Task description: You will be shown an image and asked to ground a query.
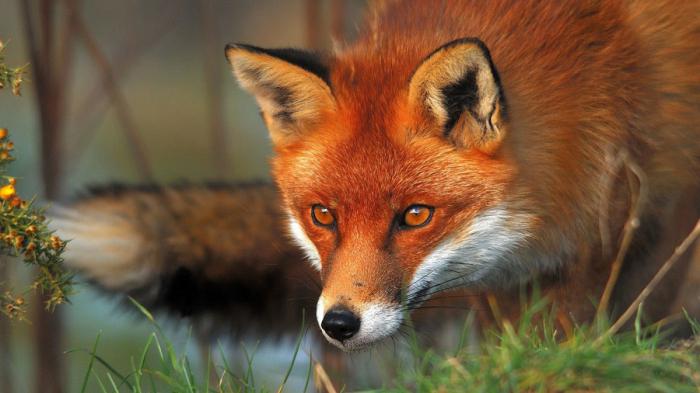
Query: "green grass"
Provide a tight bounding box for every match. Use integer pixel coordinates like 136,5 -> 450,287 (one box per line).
71,298 -> 700,393
389,301 -> 700,393
68,298 -> 313,393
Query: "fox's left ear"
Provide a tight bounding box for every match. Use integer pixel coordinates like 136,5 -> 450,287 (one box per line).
408,38 -> 507,152
226,44 -> 336,146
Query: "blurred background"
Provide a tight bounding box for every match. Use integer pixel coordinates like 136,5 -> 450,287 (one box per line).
0,1 -> 378,391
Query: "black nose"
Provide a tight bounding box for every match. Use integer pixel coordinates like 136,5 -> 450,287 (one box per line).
321,308 -> 361,341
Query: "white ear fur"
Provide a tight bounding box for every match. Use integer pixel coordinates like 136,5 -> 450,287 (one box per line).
408,38 -> 506,150
226,44 -> 336,145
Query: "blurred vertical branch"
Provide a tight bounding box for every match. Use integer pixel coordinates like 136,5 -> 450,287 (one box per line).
62,0 -> 154,181
305,0 -> 322,49
198,0 -> 230,178
19,0 -> 71,391
330,0 -> 345,45
66,12 -> 177,173
22,0 -> 65,197
307,0 -> 347,51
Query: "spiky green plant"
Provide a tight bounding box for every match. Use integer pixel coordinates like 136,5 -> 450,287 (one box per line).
0,38 -> 71,319
0,39 -> 27,96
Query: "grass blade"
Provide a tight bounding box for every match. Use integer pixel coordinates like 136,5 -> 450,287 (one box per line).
278,309 -> 307,393
79,331 -> 102,393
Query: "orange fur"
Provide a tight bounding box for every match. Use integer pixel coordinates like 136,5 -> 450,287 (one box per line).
229,0 -> 700,347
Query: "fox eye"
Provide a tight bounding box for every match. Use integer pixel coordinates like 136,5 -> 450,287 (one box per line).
311,204 -> 335,227
401,205 -> 434,228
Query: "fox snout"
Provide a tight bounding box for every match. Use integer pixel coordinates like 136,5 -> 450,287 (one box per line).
316,295 -> 403,351
316,251 -> 405,350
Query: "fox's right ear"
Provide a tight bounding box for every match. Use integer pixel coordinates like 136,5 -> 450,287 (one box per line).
225,44 -> 336,146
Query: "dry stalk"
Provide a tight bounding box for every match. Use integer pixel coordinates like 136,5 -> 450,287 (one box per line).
596,153 -> 648,319
556,311 -> 575,340
486,293 -> 505,330
598,149 -> 627,259
314,362 -> 338,393
601,219 -> 700,340
646,312 -> 684,334
446,356 -> 470,380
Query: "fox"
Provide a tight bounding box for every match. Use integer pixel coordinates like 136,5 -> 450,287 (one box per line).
223,0 -> 700,351
54,0 -> 700,353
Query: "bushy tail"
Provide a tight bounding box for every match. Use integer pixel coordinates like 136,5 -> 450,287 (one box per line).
50,183 -> 319,337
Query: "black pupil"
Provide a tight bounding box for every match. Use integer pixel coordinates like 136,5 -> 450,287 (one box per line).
318,207 -> 329,218
314,205 -> 332,225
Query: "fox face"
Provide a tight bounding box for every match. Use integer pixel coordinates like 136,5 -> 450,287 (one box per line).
226,39 -> 535,350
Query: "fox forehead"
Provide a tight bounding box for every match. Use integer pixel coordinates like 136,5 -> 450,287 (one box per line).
273,125 -> 513,210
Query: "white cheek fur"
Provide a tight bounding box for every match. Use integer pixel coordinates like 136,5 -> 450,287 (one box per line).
350,303 -> 403,350
408,205 -> 538,301
287,216 -> 322,271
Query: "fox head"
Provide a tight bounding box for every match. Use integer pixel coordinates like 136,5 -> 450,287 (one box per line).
226,38 -> 531,350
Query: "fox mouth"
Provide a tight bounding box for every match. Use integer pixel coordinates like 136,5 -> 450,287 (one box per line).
323,330 -> 396,352
317,299 -> 404,351
316,282 -> 437,351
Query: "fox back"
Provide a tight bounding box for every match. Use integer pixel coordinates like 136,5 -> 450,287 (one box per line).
227,0 -> 700,350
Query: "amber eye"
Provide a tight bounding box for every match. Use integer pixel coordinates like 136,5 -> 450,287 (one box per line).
401,205 -> 434,228
311,204 -> 335,227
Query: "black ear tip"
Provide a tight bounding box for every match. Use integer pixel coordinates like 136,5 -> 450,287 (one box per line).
438,37 -> 490,55
224,43 -> 262,59
225,42 -> 248,50
224,43 -> 238,60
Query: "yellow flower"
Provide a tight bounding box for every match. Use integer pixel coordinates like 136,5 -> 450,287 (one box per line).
0,128 -> 7,139
0,184 -> 16,200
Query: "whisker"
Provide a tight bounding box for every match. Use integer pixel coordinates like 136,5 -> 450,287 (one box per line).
403,305 -> 473,312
